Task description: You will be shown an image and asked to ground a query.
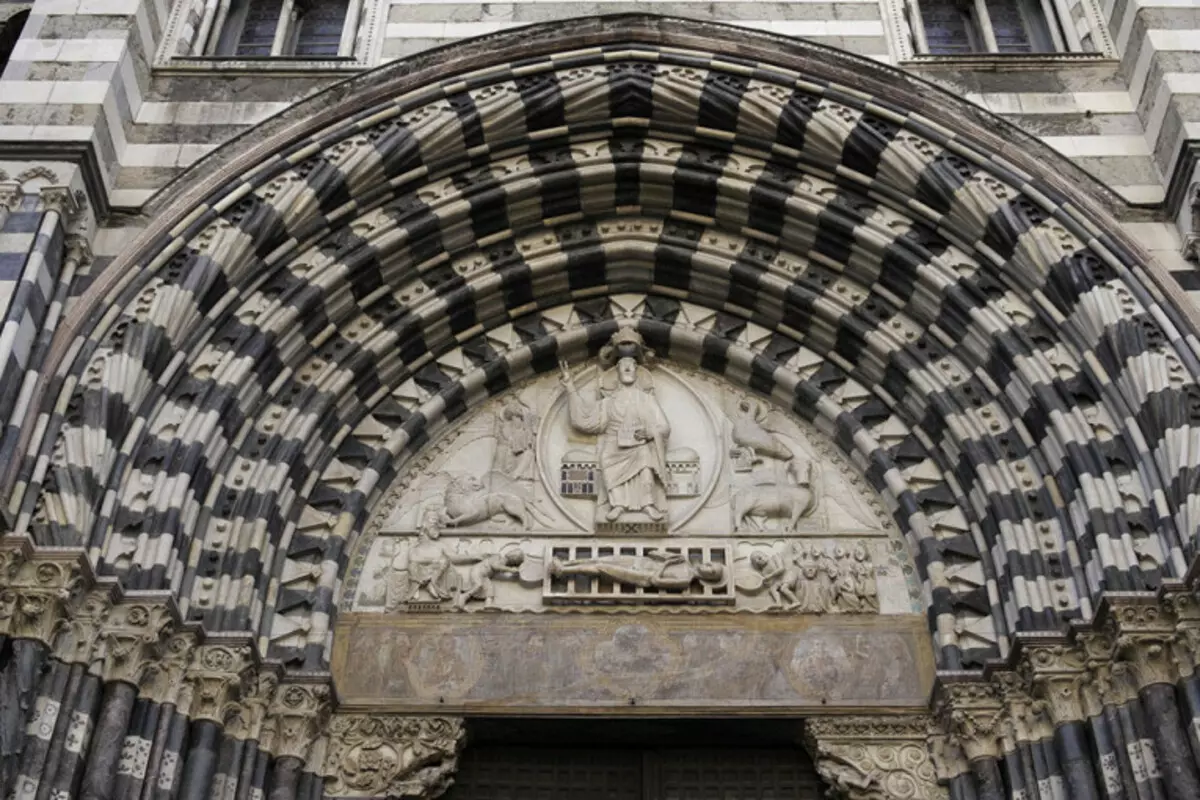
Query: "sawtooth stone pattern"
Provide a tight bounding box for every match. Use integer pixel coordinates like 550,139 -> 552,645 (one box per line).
3,10 -> 1200,800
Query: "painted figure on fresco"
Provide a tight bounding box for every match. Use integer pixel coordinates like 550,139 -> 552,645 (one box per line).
559,328 -> 671,524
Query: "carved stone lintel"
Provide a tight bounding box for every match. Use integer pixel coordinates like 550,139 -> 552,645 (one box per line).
323,714 -> 465,799
804,715 -> 945,800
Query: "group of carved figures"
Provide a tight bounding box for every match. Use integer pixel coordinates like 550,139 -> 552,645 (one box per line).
748,543 -> 879,613
380,508 -> 527,611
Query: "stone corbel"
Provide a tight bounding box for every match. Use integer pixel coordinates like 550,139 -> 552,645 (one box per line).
323,714 -> 465,799
0,536 -> 91,647
803,716 -> 945,800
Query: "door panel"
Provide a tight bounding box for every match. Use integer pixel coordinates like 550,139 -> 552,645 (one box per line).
445,744 -> 821,799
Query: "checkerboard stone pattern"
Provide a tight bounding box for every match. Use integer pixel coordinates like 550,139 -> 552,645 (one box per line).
4,19 -> 1200,800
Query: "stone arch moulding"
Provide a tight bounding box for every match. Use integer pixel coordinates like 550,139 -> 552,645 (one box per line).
7,14 -> 1200,800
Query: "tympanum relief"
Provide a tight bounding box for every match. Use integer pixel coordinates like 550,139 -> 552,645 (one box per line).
346,328 -> 919,616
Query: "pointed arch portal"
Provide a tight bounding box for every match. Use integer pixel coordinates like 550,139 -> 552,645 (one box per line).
6,14 -> 1200,800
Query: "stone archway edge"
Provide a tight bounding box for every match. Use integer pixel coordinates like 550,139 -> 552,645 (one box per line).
9,14 -> 1198,501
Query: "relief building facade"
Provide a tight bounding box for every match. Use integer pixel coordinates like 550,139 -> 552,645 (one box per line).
5,1 -> 1200,799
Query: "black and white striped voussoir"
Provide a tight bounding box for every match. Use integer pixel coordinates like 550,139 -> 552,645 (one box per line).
7,34 -> 1200,680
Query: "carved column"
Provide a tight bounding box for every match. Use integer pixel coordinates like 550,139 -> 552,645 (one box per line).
1105,595 -> 1200,799
322,715 -> 465,800
933,680 -> 1005,800
802,715 -> 944,800
1017,637 -> 1100,799
265,682 -> 330,800
0,538 -> 88,797
79,598 -> 175,800
177,641 -> 254,800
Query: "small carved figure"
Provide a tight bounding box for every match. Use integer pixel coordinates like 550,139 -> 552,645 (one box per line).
493,396 -> 538,482
453,549 -> 526,610
386,508 -> 460,608
442,474 -> 552,530
560,328 -> 671,524
749,550 -> 801,610
733,458 -> 819,533
832,546 -> 861,612
549,550 -> 724,590
731,397 -> 793,463
851,544 -> 879,612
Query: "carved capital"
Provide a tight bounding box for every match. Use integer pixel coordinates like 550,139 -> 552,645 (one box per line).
94,598 -> 175,685
1105,596 -> 1181,688
38,185 -> 78,217
139,631 -> 198,705
64,234 -> 94,269
933,680 -> 1003,762
268,682 -> 332,760
804,716 -> 945,800
182,642 -> 254,723
1016,638 -> 1089,725
0,538 -> 89,646
323,714 -> 465,799
0,181 -> 21,212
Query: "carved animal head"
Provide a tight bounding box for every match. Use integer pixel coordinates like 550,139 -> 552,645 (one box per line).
447,474 -> 485,495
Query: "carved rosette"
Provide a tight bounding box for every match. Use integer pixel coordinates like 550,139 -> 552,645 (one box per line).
804,716 -> 945,800
0,538 -> 89,646
323,715 -> 465,799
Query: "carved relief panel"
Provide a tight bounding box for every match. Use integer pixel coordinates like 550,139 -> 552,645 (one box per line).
343,328 -> 920,617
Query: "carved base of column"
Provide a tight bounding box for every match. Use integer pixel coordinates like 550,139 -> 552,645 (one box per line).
804,716 -> 945,800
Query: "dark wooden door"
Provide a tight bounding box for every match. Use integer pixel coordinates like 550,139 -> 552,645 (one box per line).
444,721 -> 822,800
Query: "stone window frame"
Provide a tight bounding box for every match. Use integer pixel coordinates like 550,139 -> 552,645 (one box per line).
155,0 -> 383,72
881,0 -> 1118,63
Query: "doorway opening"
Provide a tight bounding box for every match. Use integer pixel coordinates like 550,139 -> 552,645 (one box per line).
443,718 -> 825,800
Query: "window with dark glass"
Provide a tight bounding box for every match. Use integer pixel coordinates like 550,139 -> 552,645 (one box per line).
915,0 -> 1067,54
0,9 -> 30,74
208,0 -> 352,58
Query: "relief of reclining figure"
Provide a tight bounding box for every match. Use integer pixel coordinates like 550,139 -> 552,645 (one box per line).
549,549 -> 725,590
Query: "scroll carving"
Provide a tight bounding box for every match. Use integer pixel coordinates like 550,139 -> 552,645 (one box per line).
323,715 -> 465,799
805,716 -> 945,800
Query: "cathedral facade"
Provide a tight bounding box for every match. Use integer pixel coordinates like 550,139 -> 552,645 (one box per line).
3,3 -> 1200,799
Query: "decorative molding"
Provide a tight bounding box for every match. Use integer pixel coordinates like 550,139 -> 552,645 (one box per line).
804,715 -> 945,800
323,715 -> 465,799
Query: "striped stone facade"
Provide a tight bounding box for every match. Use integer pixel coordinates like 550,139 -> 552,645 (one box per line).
3,8 -> 1200,800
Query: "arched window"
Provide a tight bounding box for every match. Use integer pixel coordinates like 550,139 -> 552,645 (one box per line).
0,8 -> 30,74
913,0 -> 1067,54
208,0 -> 355,58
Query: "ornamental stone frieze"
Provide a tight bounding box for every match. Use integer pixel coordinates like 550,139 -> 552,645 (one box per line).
803,715 -> 945,800
322,715 -> 465,799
